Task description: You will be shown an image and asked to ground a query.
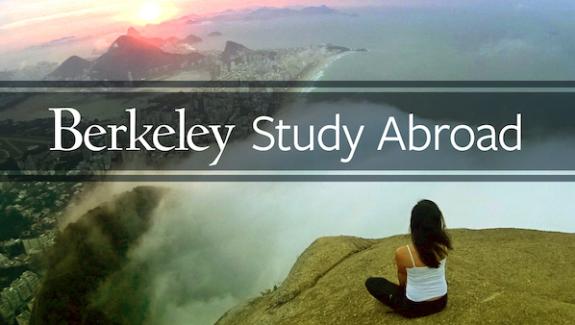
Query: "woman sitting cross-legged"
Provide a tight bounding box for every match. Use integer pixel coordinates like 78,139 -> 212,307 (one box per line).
365,199 -> 452,318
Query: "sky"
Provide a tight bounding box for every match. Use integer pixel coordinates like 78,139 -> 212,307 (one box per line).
0,0 -> 493,59
0,0 -> 387,52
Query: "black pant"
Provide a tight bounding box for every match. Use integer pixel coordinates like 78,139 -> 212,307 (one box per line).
365,277 -> 447,318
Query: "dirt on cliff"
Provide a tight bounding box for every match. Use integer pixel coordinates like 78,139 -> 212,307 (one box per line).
217,229 -> 575,324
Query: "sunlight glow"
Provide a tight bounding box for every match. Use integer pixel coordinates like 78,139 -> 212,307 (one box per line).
139,2 -> 161,22
135,1 -> 178,25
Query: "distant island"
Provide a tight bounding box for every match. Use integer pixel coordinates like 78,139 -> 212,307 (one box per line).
208,31 -> 223,37
186,5 -> 350,24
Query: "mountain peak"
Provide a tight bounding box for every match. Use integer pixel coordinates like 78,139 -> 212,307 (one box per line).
45,55 -> 91,80
109,35 -> 159,52
224,41 -> 251,52
222,41 -> 252,62
217,229 -> 575,324
92,34 -> 204,80
127,27 -> 141,38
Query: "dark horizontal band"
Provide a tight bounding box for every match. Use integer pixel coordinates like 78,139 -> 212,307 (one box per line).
5,81 -> 575,88
2,174 -> 575,182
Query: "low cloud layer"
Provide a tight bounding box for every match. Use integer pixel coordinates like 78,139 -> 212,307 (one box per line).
71,180 -> 575,324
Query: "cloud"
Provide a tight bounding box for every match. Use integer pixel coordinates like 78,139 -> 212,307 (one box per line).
84,180 -> 575,324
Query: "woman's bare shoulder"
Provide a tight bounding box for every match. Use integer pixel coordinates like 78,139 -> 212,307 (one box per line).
395,245 -> 408,255
394,245 -> 410,264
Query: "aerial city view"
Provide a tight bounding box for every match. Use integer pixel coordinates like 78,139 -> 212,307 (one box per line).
1,1 -> 575,324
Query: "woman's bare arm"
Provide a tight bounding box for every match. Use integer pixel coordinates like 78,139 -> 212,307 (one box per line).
395,247 -> 407,287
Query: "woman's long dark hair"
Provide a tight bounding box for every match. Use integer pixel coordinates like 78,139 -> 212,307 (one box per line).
410,200 -> 452,268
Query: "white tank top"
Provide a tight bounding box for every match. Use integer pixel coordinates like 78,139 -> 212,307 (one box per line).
405,245 -> 447,302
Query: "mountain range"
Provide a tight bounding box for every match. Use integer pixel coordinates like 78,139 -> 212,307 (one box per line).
215,5 -> 343,22
175,5 -> 347,25
46,28 -> 204,81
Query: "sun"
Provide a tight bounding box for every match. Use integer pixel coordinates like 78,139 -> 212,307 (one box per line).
135,1 -> 177,25
139,2 -> 161,23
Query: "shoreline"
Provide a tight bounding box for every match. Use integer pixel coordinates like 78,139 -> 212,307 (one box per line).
307,51 -> 355,81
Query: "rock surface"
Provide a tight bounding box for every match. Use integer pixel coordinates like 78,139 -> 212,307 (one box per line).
217,229 -> 575,324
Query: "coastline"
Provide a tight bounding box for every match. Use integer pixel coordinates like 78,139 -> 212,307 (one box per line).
304,51 -> 355,82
